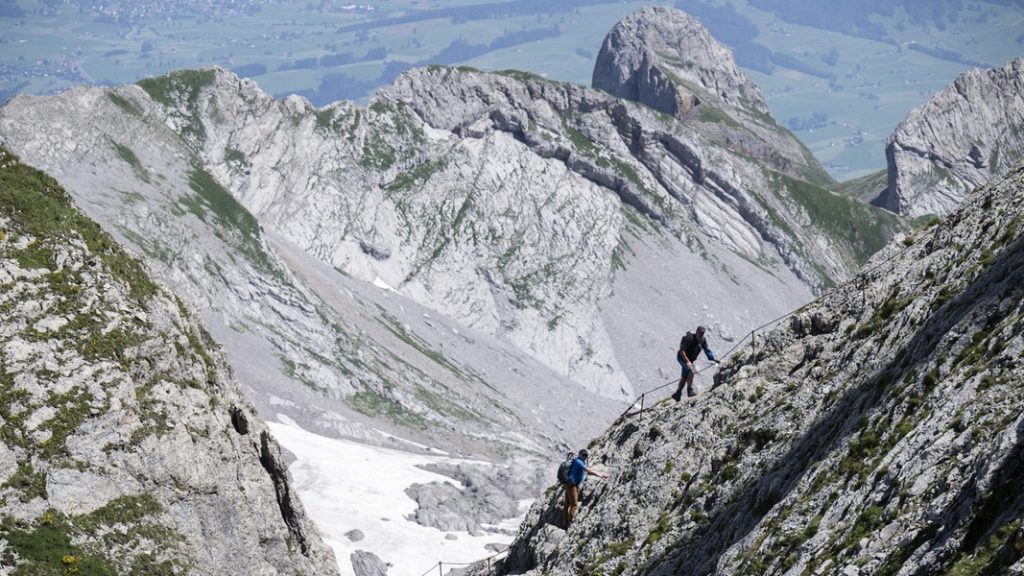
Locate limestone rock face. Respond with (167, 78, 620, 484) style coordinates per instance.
(0, 72, 625, 464)
(0, 60, 901, 431)
(0, 13, 906, 545)
(880, 58, 1024, 217)
(0, 148, 337, 575)
(490, 161, 1024, 575)
(592, 6, 830, 185)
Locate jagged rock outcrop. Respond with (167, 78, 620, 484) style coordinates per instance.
(593, 6, 762, 118)
(0, 148, 337, 575)
(404, 462, 540, 534)
(879, 58, 1024, 217)
(490, 161, 1024, 574)
(350, 550, 389, 576)
(592, 6, 832, 186)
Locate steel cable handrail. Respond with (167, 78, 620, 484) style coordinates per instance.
(414, 547, 509, 576)
(617, 226, 928, 422)
(411, 220, 934, 576)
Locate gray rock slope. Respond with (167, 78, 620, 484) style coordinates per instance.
(0, 46, 902, 447)
(592, 6, 833, 188)
(0, 71, 626, 467)
(879, 58, 1024, 218)
(0, 148, 337, 575)
(493, 161, 1024, 575)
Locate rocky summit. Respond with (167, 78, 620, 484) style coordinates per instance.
(490, 160, 1024, 575)
(0, 148, 337, 575)
(879, 58, 1024, 218)
(592, 6, 831, 187)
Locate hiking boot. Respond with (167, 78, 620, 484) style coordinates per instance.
(686, 386, 696, 398)
(671, 390, 681, 402)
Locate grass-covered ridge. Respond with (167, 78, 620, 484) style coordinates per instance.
(0, 147, 156, 301)
(136, 69, 217, 145)
(0, 148, 219, 576)
(180, 165, 284, 280)
(770, 170, 904, 264)
(137, 69, 216, 110)
(835, 168, 889, 202)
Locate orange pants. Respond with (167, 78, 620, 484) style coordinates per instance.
(563, 484, 580, 527)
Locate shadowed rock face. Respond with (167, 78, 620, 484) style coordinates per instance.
(0, 148, 338, 575)
(879, 58, 1024, 217)
(591, 6, 830, 186)
(489, 161, 1024, 575)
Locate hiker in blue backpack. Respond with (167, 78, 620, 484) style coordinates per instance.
(671, 325, 720, 401)
(563, 449, 605, 528)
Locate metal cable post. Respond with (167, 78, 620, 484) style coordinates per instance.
(860, 275, 866, 310)
(751, 329, 757, 376)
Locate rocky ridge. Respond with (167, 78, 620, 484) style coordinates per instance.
(492, 160, 1024, 575)
(199, 61, 866, 399)
(879, 58, 1024, 217)
(0, 37, 902, 426)
(0, 148, 337, 575)
(0, 9, 913, 568)
(0, 72, 621, 464)
(0, 70, 634, 572)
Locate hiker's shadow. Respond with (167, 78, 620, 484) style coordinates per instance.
(539, 488, 565, 528)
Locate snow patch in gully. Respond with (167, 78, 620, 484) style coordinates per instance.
(268, 416, 525, 576)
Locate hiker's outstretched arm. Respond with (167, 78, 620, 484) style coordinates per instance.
(702, 343, 718, 363)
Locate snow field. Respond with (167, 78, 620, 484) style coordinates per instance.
(268, 416, 522, 576)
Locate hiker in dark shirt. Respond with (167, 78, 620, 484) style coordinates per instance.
(563, 449, 605, 527)
(672, 325, 719, 401)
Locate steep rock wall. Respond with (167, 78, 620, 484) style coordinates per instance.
(592, 6, 832, 187)
(0, 148, 337, 575)
(494, 161, 1024, 575)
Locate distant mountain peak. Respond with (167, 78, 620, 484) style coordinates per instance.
(592, 6, 833, 187)
(592, 6, 767, 119)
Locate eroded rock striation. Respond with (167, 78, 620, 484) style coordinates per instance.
(491, 161, 1024, 574)
(0, 148, 337, 575)
(0, 54, 901, 421)
(879, 58, 1024, 217)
